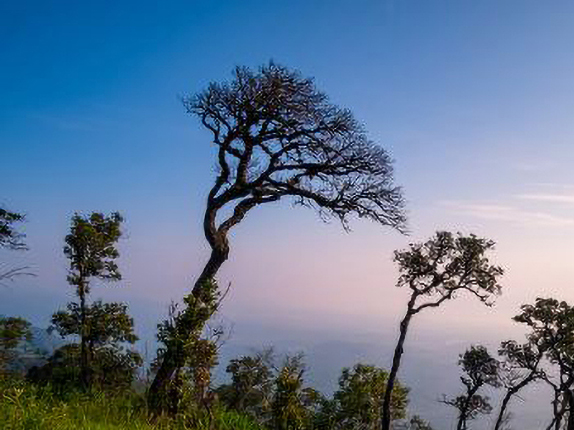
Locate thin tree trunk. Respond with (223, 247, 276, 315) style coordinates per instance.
(494, 376, 535, 430)
(457, 386, 479, 430)
(79, 279, 89, 390)
(381, 294, 417, 430)
(566, 390, 574, 430)
(494, 388, 516, 430)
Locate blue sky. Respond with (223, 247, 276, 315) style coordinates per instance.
(2, 1, 574, 427)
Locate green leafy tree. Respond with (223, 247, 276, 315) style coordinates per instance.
(52, 212, 139, 389)
(149, 62, 407, 413)
(218, 347, 275, 418)
(382, 231, 503, 430)
(153, 281, 222, 414)
(442, 345, 500, 430)
(332, 363, 408, 429)
(50, 300, 140, 386)
(0, 316, 32, 376)
(271, 354, 318, 430)
(28, 343, 142, 391)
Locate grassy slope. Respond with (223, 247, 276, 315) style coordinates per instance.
(0, 380, 262, 430)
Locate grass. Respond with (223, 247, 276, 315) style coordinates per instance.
(0, 379, 263, 430)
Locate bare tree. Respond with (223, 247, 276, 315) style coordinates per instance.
(148, 62, 406, 413)
(381, 232, 504, 430)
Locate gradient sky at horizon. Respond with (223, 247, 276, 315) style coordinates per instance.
(2, 1, 574, 427)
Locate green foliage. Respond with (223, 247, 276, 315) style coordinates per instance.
(51, 301, 138, 346)
(152, 280, 222, 413)
(270, 354, 316, 430)
(28, 344, 142, 391)
(332, 363, 409, 428)
(0, 316, 32, 375)
(0, 379, 265, 430)
(64, 211, 123, 294)
(50, 211, 140, 390)
(217, 348, 275, 417)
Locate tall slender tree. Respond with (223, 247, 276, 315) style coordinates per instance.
(148, 62, 407, 412)
(381, 231, 503, 430)
(58, 212, 125, 388)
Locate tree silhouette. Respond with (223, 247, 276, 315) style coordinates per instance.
(494, 339, 545, 430)
(149, 62, 406, 412)
(381, 231, 503, 430)
(0, 207, 26, 251)
(0, 206, 32, 285)
(442, 345, 500, 430)
(513, 298, 574, 430)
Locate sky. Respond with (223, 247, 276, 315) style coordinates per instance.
(2, 1, 574, 427)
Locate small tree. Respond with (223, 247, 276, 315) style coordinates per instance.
(333, 363, 409, 429)
(0, 316, 32, 376)
(52, 212, 138, 389)
(28, 343, 142, 391)
(149, 62, 407, 412)
(442, 345, 500, 430)
(381, 231, 503, 430)
(50, 300, 140, 387)
(217, 347, 275, 418)
(270, 354, 317, 430)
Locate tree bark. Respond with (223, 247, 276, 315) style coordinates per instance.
(381, 294, 417, 430)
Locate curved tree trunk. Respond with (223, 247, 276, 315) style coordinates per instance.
(381, 295, 416, 430)
(148, 205, 229, 414)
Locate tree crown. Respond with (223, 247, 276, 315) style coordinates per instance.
(187, 62, 406, 233)
(64, 212, 123, 294)
(394, 231, 504, 312)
